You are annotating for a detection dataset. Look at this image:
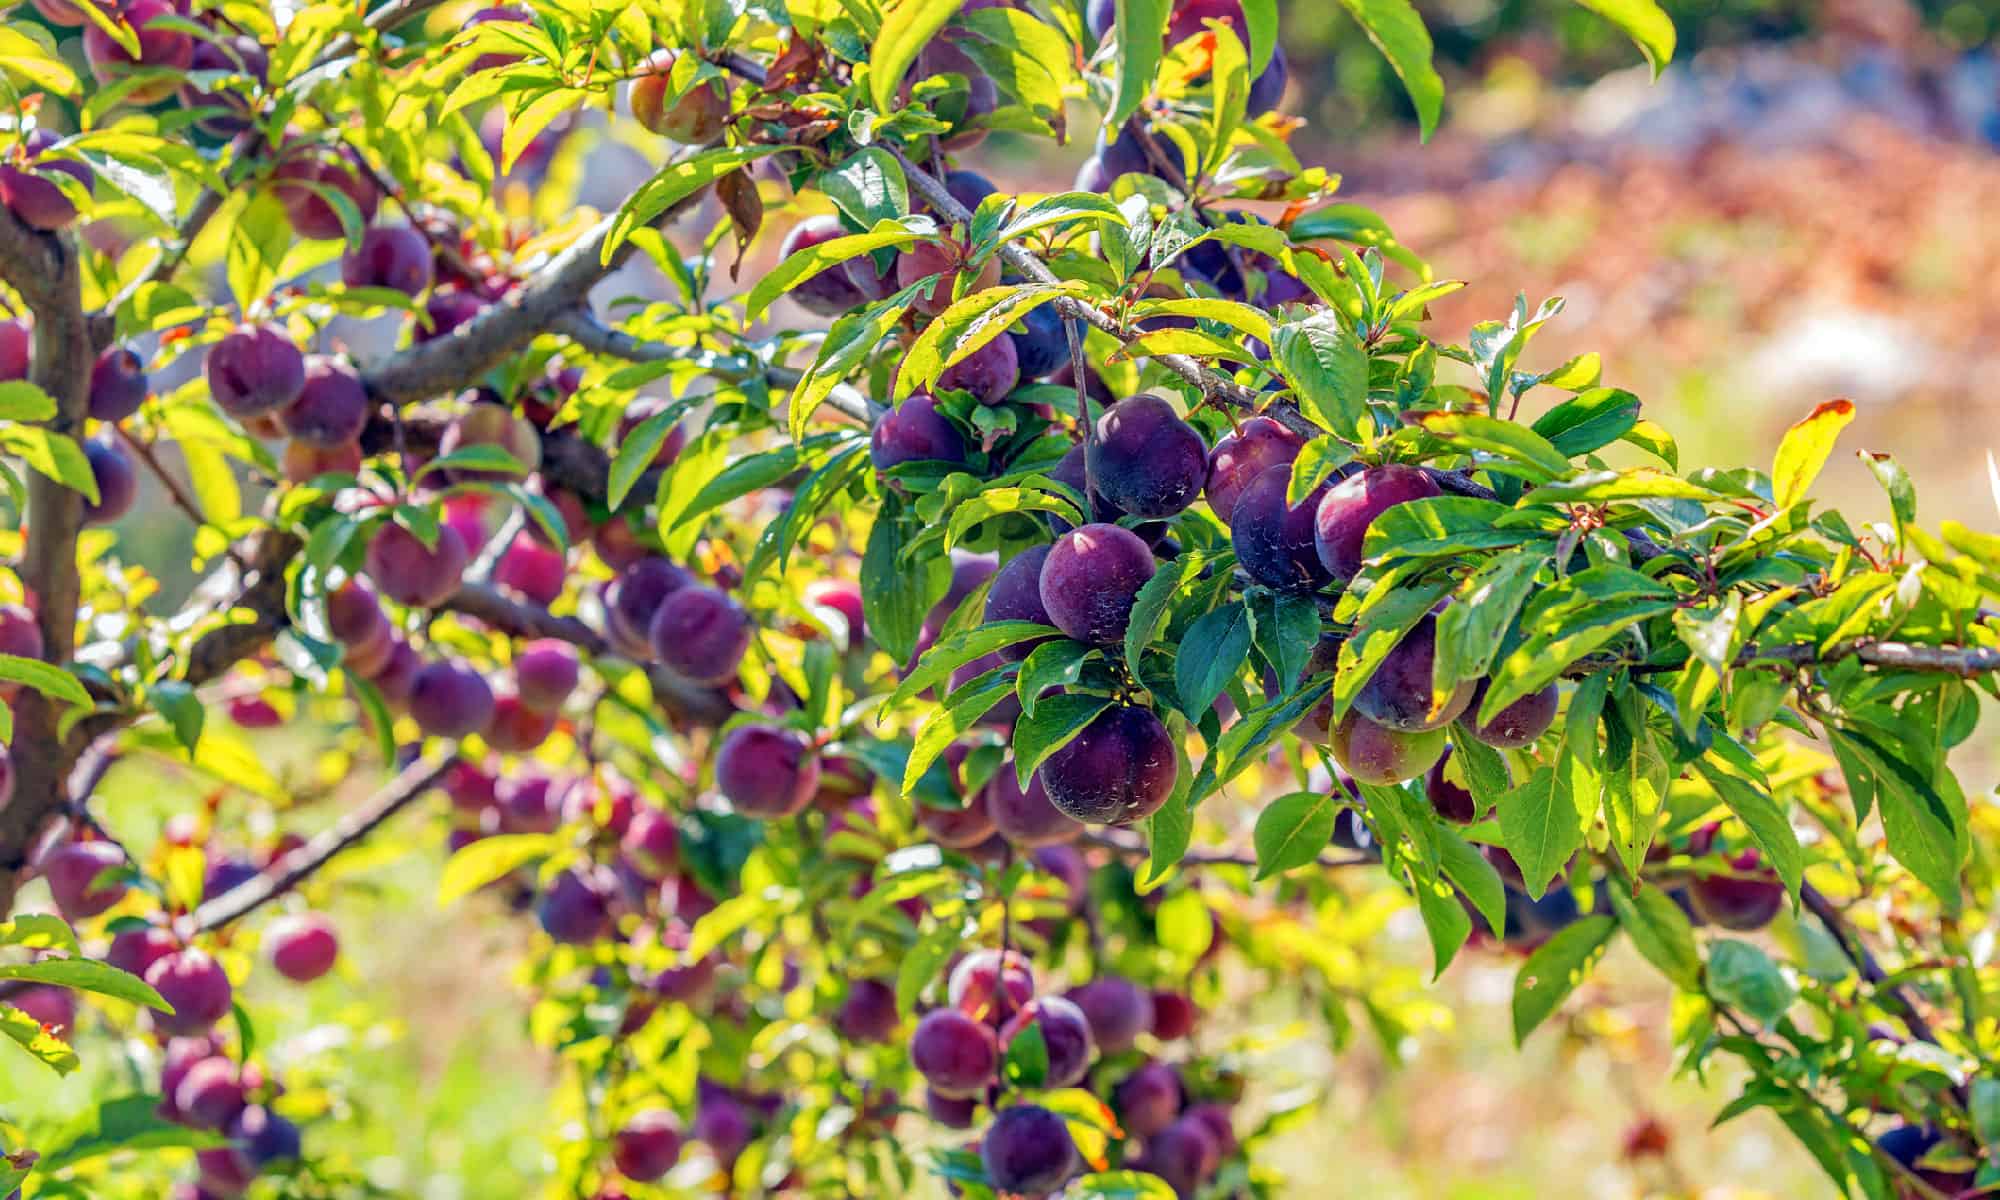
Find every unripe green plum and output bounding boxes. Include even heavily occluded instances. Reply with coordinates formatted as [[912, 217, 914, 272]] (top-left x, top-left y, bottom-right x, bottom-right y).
[[1328, 711, 1446, 786]]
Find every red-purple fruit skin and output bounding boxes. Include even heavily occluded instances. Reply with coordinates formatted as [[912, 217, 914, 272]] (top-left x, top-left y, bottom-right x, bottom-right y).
[[917, 798, 997, 849], [936, 333, 1019, 405], [10, 985, 75, 1036], [440, 401, 541, 481], [88, 346, 147, 422], [407, 660, 496, 738], [1150, 990, 1198, 1040], [1328, 711, 1447, 786], [836, 978, 901, 1044], [145, 948, 235, 1036], [537, 867, 615, 945], [1231, 464, 1333, 592], [1352, 614, 1475, 732], [1690, 850, 1785, 931], [1065, 974, 1155, 1055], [925, 1088, 978, 1129], [206, 325, 306, 418], [983, 545, 1055, 662], [365, 520, 470, 609], [172, 1056, 247, 1129], [106, 925, 178, 979], [0, 318, 29, 381], [1115, 1060, 1183, 1138], [1424, 746, 1477, 824], [981, 1104, 1080, 1197], [1312, 463, 1442, 583], [714, 724, 820, 819], [910, 1007, 999, 1098], [279, 357, 370, 447], [947, 948, 1035, 1021], [341, 225, 434, 296], [44, 840, 128, 919], [897, 240, 1000, 317], [605, 557, 693, 657], [984, 769, 1084, 847], [649, 585, 751, 684], [870, 394, 966, 471], [997, 995, 1097, 1087], [1037, 704, 1177, 826], [1466, 678, 1560, 749], [416, 288, 487, 343], [265, 912, 339, 982], [629, 56, 730, 144], [613, 1109, 685, 1182], [0, 164, 77, 231], [1149, 1114, 1223, 1197], [181, 34, 269, 136], [1038, 523, 1155, 646], [82, 438, 136, 525], [1205, 416, 1305, 525], [494, 533, 564, 606], [513, 639, 579, 712], [1087, 393, 1208, 518]]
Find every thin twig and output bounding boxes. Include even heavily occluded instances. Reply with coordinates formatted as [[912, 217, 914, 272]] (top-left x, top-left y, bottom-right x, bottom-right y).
[[184, 754, 452, 933]]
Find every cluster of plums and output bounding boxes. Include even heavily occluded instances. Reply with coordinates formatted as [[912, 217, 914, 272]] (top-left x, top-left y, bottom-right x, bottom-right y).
[[20, 826, 342, 1196], [899, 948, 1231, 1198]]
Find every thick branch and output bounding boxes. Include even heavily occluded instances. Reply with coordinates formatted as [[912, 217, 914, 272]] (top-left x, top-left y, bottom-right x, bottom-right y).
[[0, 202, 92, 916], [184, 754, 452, 933]]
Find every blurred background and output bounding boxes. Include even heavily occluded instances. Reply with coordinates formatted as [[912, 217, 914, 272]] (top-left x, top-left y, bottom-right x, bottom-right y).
[[27, 0, 1997, 1195]]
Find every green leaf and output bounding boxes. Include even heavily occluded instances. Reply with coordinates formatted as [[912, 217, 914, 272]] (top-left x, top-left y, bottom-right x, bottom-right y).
[[685, 890, 780, 963], [1245, 590, 1321, 691], [788, 286, 923, 439], [1706, 938, 1795, 1025], [904, 283, 1085, 400], [1108, 0, 1171, 131], [1511, 914, 1616, 1042], [436, 833, 559, 907], [0, 655, 91, 705], [1175, 601, 1251, 719], [1530, 386, 1639, 457], [1124, 551, 1199, 681], [0, 913, 79, 953], [1828, 728, 1962, 911], [1971, 1078, 2000, 1152], [1288, 436, 1355, 506], [1607, 883, 1701, 991], [1414, 410, 1572, 480], [1003, 1018, 1049, 1088], [1015, 638, 1092, 718], [903, 665, 1021, 792], [898, 922, 961, 1016], [862, 504, 936, 665], [0, 426, 98, 504], [944, 486, 1084, 548], [1330, 582, 1447, 723], [1438, 826, 1506, 941], [819, 146, 909, 230], [602, 145, 784, 266], [886, 620, 1058, 711], [750, 218, 931, 324], [0, 1002, 78, 1074], [1240, 0, 1277, 73], [1570, 0, 1677, 77], [1693, 757, 1804, 903], [1332, 0, 1444, 140], [870, 0, 971, 114], [32, 1095, 223, 1170], [149, 680, 205, 754], [1252, 791, 1334, 879], [1497, 761, 1588, 899], [744, 443, 870, 582], [1483, 586, 1675, 721], [1011, 692, 1112, 787], [0, 379, 56, 421], [1771, 399, 1855, 510], [1362, 496, 1532, 563], [0, 957, 170, 1012], [1411, 870, 1471, 979], [1434, 546, 1545, 688], [607, 407, 683, 511], [1071, 1171, 1178, 1199], [1273, 312, 1368, 440]]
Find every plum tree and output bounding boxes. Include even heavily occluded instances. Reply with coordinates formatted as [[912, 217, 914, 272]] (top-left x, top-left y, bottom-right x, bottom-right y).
[[1086, 393, 1208, 518], [0, 5, 1989, 1198]]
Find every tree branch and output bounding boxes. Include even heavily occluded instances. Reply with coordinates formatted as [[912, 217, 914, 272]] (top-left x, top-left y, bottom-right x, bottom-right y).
[[0, 201, 92, 917], [183, 754, 452, 933]]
